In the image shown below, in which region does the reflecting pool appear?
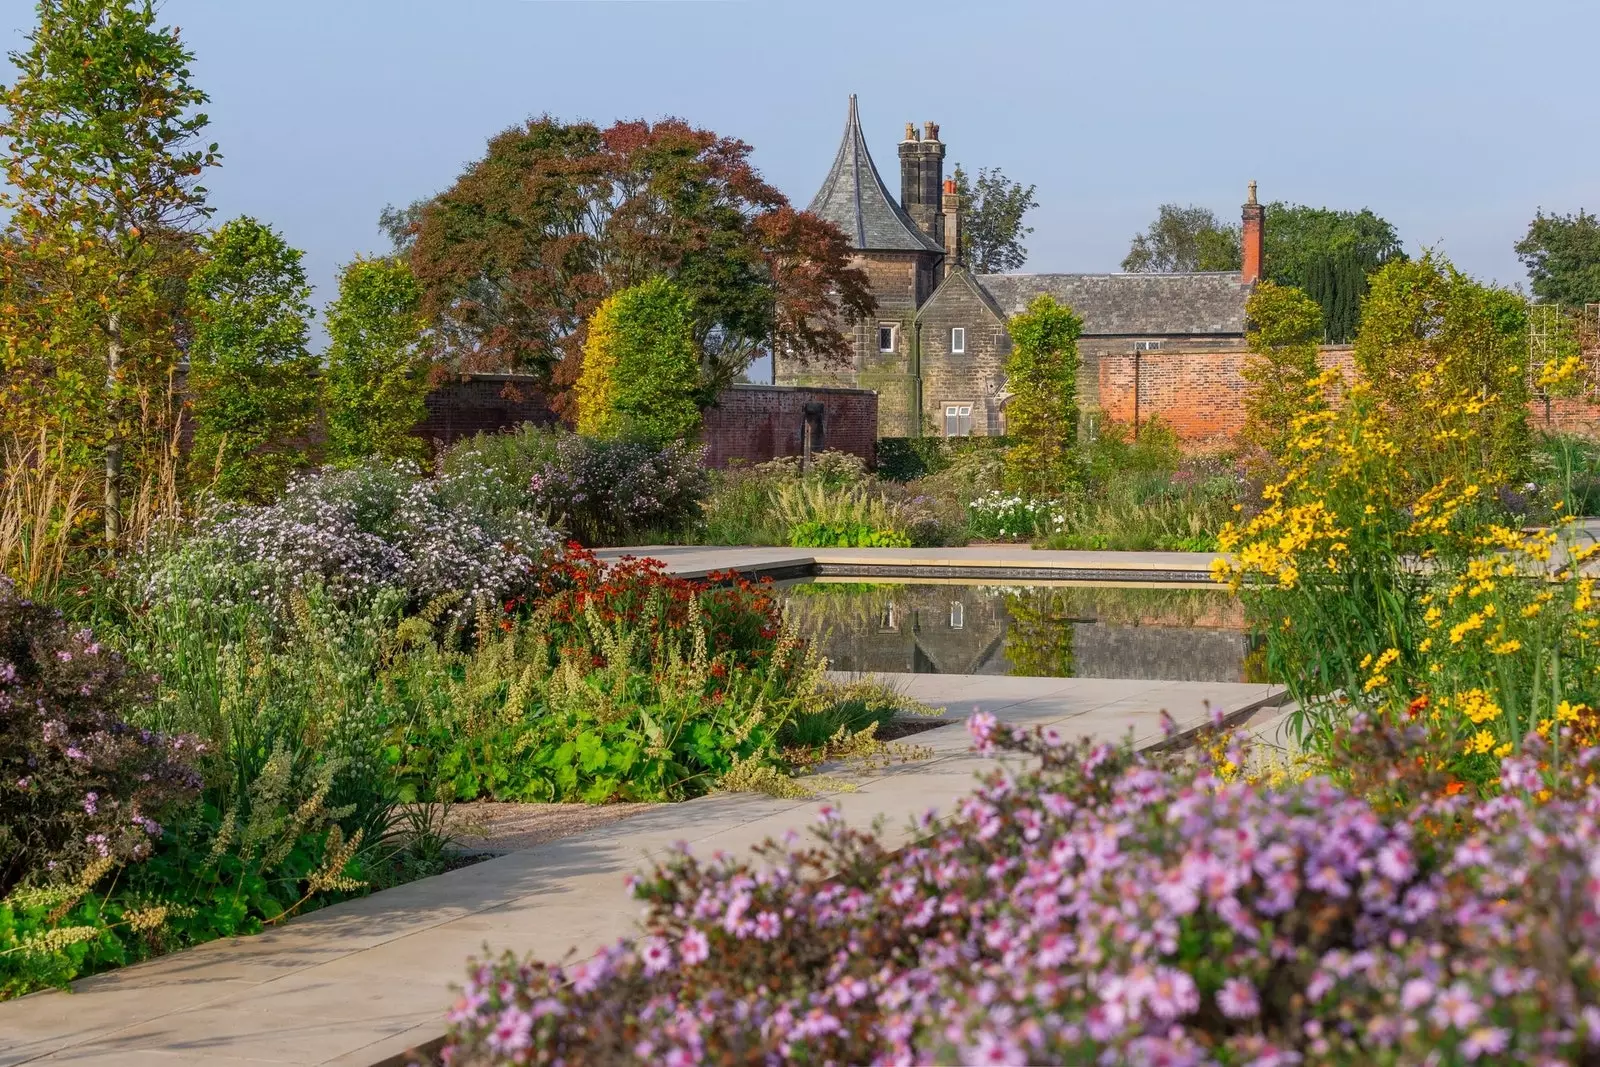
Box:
[782,580,1266,683]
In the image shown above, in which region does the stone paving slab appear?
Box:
[0,676,1280,1066]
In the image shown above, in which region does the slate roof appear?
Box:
[807,95,942,254]
[974,272,1250,337]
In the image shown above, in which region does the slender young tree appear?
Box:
[952,165,1039,273]
[1240,281,1325,467]
[1003,295,1083,495]
[0,0,219,546]
[186,217,319,500]
[324,258,430,463]
[576,278,704,442]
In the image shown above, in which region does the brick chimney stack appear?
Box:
[942,178,961,277]
[1241,180,1264,285]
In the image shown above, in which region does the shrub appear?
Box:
[1004,294,1082,494]
[576,278,705,442]
[390,548,822,803]
[127,462,558,619]
[876,438,951,483]
[773,481,904,542]
[0,579,200,896]
[440,428,707,547]
[441,714,1600,1064]
[323,257,430,464]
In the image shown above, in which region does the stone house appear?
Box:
[776,96,1267,442]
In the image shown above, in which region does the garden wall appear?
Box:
[417,373,560,448]
[418,375,879,469]
[1090,346,1358,449]
[698,383,879,469]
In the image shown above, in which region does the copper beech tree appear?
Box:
[403,117,874,409]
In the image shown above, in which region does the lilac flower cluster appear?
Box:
[0,579,201,894]
[136,462,560,617]
[440,716,1600,1065]
[523,435,708,546]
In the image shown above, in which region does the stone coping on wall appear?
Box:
[597,545,1224,584]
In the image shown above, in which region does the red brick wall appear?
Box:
[1094,346,1358,448]
[1532,395,1600,436]
[699,384,878,468]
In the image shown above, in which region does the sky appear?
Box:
[1,0,1594,368]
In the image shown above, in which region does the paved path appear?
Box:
[597,545,1221,583]
[0,676,1280,1067]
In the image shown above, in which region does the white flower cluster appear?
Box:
[968,491,1068,539]
[135,462,560,616]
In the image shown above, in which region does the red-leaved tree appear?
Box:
[403,117,873,409]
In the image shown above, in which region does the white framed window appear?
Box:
[878,324,896,353]
[950,327,966,354]
[949,601,965,630]
[1133,339,1164,352]
[944,403,973,438]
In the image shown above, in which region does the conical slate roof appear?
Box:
[807,95,942,254]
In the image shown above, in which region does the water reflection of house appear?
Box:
[795,585,1011,675]
[790,584,1252,682]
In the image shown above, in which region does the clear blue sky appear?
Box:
[2,0,1592,340]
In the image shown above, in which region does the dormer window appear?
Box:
[951,327,966,354]
[878,325,896,353]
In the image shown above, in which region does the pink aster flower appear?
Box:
[680,928,709,966]
[1217,977,1260,1019]
[640,936,673,975]
[486,1006,532,1054]
[1429,982,1481,1030]
[1460,1026,1510,1060]
[754,911,781,940]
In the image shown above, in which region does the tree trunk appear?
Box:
[104,309,122,550]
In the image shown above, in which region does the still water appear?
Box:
[782,580,1265,683]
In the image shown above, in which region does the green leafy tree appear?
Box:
[1003,295,1082,495]
[1355,253,1528,487]
[1241,281,1324,465]
[0,0,219,545]
[576,278,704,442]
[1515,209,1600,307]
[1121,205,1241,273]
[1265,204,1402,343]
[186,217,319,500]
[952,166,1039,273]
[324,258,429,463]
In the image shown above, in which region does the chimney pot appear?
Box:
[924,121,939,142]
[943,178,956,195]
[903,122,918,142]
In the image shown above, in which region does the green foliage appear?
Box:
[324,257,429,464]
[951,166,1038,273]
[577,278,704,442]
[1121,204,1241,273]
[1354,252,1530,489]
[787,522,911,549]
[186,217,319,500]
[0,0,220,544]
[1241,281,1325,465]
[1003,295,1082,495]
[1515,208,1600,307]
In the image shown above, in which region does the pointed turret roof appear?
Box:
[807,95,942,254]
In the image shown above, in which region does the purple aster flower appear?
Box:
[1217,977,1260,1019]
